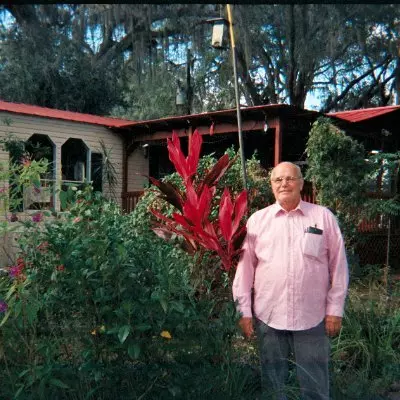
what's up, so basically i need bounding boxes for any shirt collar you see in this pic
[272,199,306,216]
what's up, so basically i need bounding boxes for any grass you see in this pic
[1,272,399,400]
[330,273,400,399]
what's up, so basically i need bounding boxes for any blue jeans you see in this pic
[255,319,330,400]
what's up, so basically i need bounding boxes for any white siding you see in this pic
[0,112,124,208]
[127,147,149,191]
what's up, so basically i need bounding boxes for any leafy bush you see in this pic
[132,147,272,235]
[306,117,371,248]
[0,187,246,399]
[130,147,272,309]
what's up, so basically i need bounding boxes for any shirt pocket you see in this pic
[303,232,324,259]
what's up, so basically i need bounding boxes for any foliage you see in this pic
[306,117,371,246]
[306,118,400,252]
[0,133,26,163]
[0,141,49,218]
[0,5,123,115]
[133,148,272,233]
[97,139,119,201]
[148,130,248,273]
[0,188,247,399]
[331,281,400,399]
[219,147,274,214]
[111,61,180,120]
[366,151,400,218]
[2,5,400,117]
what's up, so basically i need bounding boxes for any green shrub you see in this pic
[131,148,272,235]
[130,149,272,292]
[0,187,246,399]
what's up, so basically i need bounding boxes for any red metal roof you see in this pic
[329,105,400,123]
[0,100,134,128]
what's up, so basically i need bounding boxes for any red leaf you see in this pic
[182,181,202,225]
[167,131,189,180]
[187,129,202,177]
[150,208,176,225]
[172,212,193,230]
[196,231,220,251]
[203,220,217,238]
[185,180,198,207]
[183,202,201,226]
[152,223,198,254]
[219,188,234,241]
[201,154,235,189]
[148,176,184,211]
[232,190,248,234]
[197,186,212,223]
[231,224,247,251]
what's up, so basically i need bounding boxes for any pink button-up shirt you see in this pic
[232,200,349,331]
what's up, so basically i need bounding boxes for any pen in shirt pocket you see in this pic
[305,225,323,235]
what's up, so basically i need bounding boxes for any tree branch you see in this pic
[321,55,393,113]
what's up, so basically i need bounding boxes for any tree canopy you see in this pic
[1,4,400,118]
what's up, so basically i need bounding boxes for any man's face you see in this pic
[271,163,304,208]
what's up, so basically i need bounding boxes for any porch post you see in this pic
[122,137,128,212]
[274,116,283,166]
[86,148,91,183]
[188,125,192,149]
[54,144,62,212]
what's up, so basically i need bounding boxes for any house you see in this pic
[0,100,148,213]
[0,100,399,266]
[2,100,399,211]
[0,101,322,214]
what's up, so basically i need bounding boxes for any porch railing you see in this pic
[301,181,316,203]
[121,182,400,235]
[122,191,144,214]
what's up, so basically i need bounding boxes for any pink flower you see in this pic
[9,265,22,278]
[16,257,25,267]
[9,213,18,222]
[0,300,8,313]
[21,157,31,167]
[37,241,49,253]
[32,213,42,223]
[73,217,81,223]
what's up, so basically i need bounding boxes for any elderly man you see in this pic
[232,162,348,400]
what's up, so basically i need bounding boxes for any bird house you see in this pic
[211,18,229,49]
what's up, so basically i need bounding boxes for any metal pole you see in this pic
[385,215,391,299]
[186,48,192,115]
[227,4,248,190]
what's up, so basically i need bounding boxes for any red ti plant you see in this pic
[149,129,248,272]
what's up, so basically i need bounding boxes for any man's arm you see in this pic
[232,217,257,338]
[325,211,349,337]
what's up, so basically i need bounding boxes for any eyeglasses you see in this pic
[271,176,303,184]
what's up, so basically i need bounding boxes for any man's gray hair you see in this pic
[271,162,303,179]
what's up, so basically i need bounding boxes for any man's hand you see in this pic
[325,315,342,337]
[238,317,254,339]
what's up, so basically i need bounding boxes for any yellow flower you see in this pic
[99,325,106,333]
[160,330,172,339]
[91,329,97,335]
